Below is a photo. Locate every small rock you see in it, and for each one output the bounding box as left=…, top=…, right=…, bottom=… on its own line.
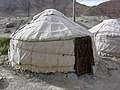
left=13, top=71, right=17, bottom=75
left=4, top=57, right=8, bottom=61
left=5, top=22, right=14, bottom=28
left=4, top=28, right=11, bottom=33
left=0, top=77, right=3, bottom=80
left=26, top=74, right=30, bottom=78
left=67, top=73, right=78, bottom=80
left=0, top=62, right=4, bottom=65
left=34, top=78, right=40, bottom=82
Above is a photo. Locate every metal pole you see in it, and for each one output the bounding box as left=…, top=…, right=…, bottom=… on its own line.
left=73, top=0, right=76, bottom=22
left=27, top=0, right=30, bottom=17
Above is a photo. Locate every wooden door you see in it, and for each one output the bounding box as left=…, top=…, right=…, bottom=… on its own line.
left=74, top=36, right=94, bottom=76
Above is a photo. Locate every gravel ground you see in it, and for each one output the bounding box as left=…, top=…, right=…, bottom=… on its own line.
left=0, top=17, right=29, bottom=37
left=0, top=56, right=120, bottom=90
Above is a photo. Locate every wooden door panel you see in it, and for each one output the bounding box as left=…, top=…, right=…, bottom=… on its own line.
left=74, top=36, right=94, bottom=76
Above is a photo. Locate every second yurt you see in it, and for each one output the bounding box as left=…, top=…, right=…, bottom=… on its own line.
left=89, top=19, right=120, bottom=58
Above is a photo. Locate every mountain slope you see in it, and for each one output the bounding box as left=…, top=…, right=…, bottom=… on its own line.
left=0, top=0, right=89, bottom=17
left=85, top=0, right=120, bottom=18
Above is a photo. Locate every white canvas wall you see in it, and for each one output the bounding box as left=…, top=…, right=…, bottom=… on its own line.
left=9, top=39, right=75, bottom=73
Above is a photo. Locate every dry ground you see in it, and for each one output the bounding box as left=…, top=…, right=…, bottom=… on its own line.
left=0, top=56, right=120, bottom=90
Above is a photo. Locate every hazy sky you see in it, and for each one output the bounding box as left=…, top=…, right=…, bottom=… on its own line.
left=76, top=0, right=110, bottom=6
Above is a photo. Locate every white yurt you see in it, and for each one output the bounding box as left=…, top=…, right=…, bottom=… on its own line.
left=9, top=9, right=97, bottom=75
left=89, top=19, right=120, bottom=58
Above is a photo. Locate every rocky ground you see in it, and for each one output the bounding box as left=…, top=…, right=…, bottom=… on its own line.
left=0, top=55, right=120, bottom=90
left=0, top=16, right=29, bottom=37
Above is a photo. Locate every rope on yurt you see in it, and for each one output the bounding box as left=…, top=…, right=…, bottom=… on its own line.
left=56, top=40, right=65, bottom=69
left=113, top=22, right=118, bottom=58
left=95, top=23, right=106, bottom=55
left=19, top=40, right=23, bottom=65
left=99, top=34, right=108, bottom=55
left=30, top=41, right=37, bottom=71
left=12, top=20, right=24, bottom=36
left=101, top=23, right=115, bottom=57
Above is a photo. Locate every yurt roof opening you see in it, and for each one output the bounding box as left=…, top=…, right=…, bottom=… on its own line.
left=9, top=9, right=98, bottom=76
left=89, top=19, right=120, bottom=58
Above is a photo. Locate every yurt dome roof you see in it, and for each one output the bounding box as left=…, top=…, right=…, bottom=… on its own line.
left=89, top=19, right=120, bottom=36
left=11, top=9, right=92, bottom=41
